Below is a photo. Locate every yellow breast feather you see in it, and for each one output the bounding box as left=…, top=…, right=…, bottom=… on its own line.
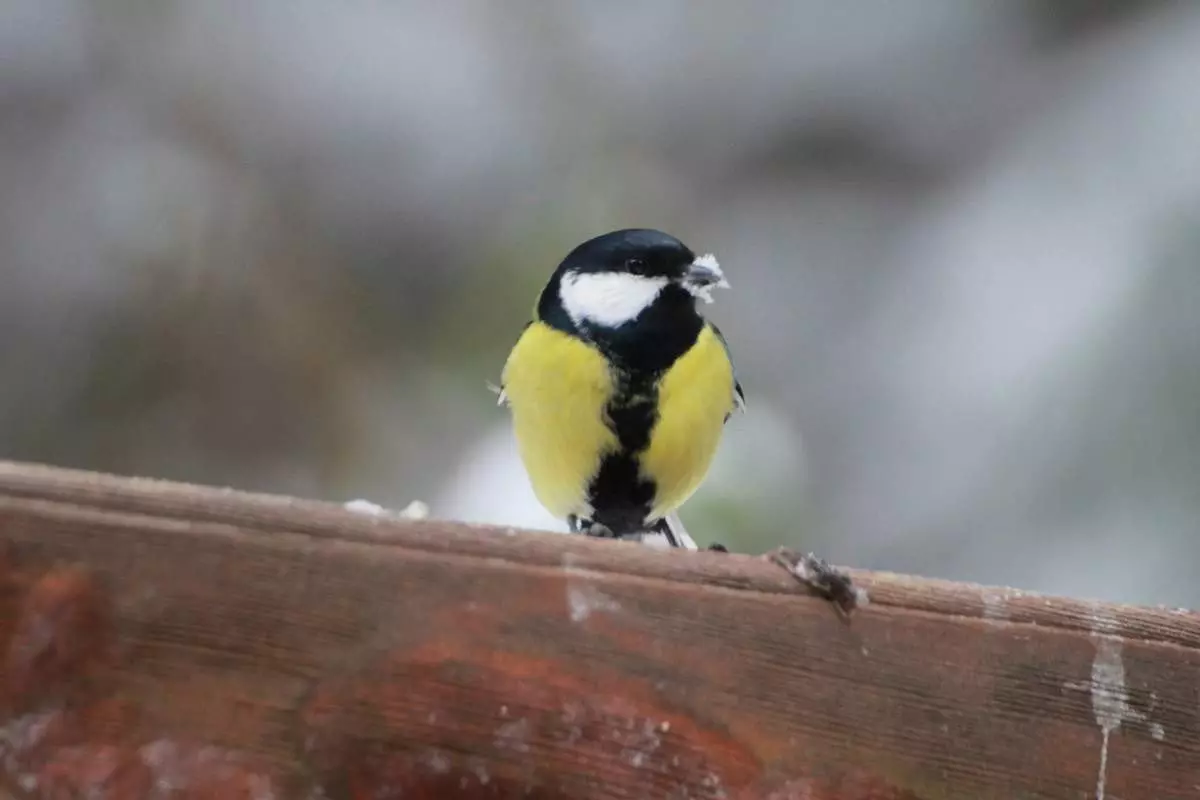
left=501, top=322, right=618, bottom=519
left=642, top=323, right=737, bottom=520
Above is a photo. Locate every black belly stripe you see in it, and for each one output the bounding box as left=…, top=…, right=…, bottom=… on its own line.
left=588, top=373, right=659, bottom=535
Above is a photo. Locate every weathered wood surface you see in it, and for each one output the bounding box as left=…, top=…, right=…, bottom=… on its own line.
left=0, top=460, right=1198, bottom=799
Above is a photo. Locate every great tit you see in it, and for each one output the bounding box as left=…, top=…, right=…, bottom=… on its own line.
left=498, top=228, right=743, bottom=550
left=496, top=229, right=865, bottom=616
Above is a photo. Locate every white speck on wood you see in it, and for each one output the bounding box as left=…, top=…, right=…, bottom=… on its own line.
left=138, top=740, right=277, bottom=800
left=343, top=499, right=387, bottom=516
left=561, top=552, right=603, bottom=580
left=423, top=749, right=451, bottom=774
left=1089, top=602, right=1120, bottom=636
left=980, top=589, right=1011, bottom=621
left=1065, top=620, right=1167, bottom=800
left=1089, top=635, right=1142, bottom=800
left=562, top=553, right=620, bottom=622
left=1095, top=728, right=1111, bottom=800
left=567, top=584, right=621, bottom=622
left=1091, top=638, right=1130, bottom=730
left=609, top=716, right=670, bottom=772
left=343, top=498, right=430, bottom=520
left=494, top=718, right=531, bottom=753
left=0, top=710, right=56, bottom=792
left=398, top=500, right=430, bottom=520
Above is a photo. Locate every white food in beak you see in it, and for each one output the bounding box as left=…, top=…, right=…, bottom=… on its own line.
left=684, top=253, right=730, bottom=304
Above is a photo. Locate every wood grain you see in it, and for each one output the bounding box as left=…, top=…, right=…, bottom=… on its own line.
left=0, top=459, right=1198, bottom=799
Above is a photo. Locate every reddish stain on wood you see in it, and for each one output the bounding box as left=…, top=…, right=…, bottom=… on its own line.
left=36, top=744, right=154, bottom=798
left=744, top=774, right=925, bottom=799
left=303, top=638, right=760, bottom=798
left=4, top=566, right=113, bottom=713
left=33, top=740, right=278, bottom=800
left=0, top=552, right=282, bottom=799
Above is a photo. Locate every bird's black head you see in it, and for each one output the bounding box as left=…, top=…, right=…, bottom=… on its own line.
left=561, top=228, right=695, bottom=281
left=539, top=229, right=729, bottom=331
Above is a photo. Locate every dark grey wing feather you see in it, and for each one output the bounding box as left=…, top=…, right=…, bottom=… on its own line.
left=709, top=322, right=746, bottom=416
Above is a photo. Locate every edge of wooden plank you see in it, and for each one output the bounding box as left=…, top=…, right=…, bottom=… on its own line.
left=0, top=458, right=1197, bottom=652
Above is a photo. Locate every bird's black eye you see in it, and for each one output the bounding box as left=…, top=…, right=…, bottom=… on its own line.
left=625, top=257, right=648, bottom=274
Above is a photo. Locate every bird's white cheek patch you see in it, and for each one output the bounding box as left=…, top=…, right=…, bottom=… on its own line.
left=560, top=272, right=668, bottom=328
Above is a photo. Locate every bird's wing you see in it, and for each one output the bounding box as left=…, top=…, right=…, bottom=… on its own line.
left=709, top=322, right=746, bottom=414
left=493, top=322, right=533, bottom=406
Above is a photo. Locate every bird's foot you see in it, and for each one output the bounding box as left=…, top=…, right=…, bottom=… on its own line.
left=765, top=547, right=866, bottom=618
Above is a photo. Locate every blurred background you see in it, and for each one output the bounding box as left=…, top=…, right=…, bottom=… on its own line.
left=2, top=0, right=1198, bottom=607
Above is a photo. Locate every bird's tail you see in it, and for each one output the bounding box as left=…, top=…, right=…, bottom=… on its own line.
left=663, top=511, right=699, bottom=550
left=612, top=513, right=700, bottom=551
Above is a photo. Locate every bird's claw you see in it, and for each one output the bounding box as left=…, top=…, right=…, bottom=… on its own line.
left=765, top=547, right=866, bottom=618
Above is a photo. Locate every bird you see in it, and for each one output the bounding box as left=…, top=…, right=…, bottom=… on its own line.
left=497, top=228, right=742, bottom=550
left=497, top=228, right=864, bottom=615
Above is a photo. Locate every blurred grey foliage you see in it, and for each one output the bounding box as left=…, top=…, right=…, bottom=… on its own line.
left=1, top=0, right=1196, bottom=606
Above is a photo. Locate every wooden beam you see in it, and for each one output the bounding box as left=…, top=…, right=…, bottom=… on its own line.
left=0, top=459, right=1197, bottom=799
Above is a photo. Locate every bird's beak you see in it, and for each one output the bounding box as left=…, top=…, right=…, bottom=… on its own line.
left=683, top=253, right=729, bottom=303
